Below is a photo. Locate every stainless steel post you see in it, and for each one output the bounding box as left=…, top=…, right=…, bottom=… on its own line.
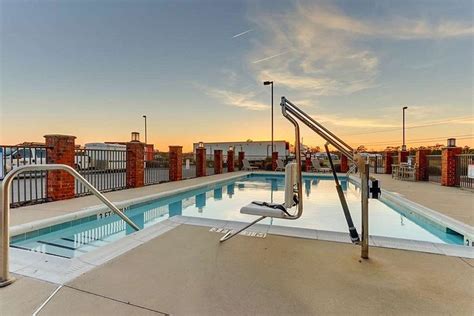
left=360, top=162, right=369, bottom=259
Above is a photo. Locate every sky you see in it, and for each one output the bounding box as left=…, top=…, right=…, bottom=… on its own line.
left=1, top=0, right=473, bottom=151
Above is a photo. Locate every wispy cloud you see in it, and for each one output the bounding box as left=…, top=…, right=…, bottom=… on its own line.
left=232, top=29, right=253, bottom=38
left=198, top=85, right=268, bottom=111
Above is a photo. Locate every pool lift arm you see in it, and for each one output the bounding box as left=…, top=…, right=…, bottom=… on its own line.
left=221, top=96, right=371, bottom=260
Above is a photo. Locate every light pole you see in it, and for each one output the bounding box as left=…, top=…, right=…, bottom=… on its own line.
left=142, top=115, right=147, bottom=144
left=402, top=106, right=408, bottom=151
left=263, top=81, right=274, bottom=153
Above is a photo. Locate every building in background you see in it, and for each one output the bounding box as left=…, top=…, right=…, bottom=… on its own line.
left=192, top=140, right=289, bottom=161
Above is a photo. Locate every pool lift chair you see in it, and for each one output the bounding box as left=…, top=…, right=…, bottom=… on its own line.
left=220, top=97, right=374, bottom=259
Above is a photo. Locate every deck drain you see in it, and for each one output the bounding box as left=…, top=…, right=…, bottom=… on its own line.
left=209, top=227, right=266, bottom=238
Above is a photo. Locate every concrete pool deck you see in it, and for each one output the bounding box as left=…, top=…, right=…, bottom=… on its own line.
left=2, top=224, right=473, bottom=315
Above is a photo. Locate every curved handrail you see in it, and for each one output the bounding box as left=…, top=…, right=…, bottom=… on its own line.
left=1, top=164, right=140, bottom=287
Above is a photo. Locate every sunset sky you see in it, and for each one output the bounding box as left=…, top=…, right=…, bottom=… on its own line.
left=1, top=0, right=472, bottom=151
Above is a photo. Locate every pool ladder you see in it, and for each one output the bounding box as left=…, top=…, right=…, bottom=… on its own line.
left=0, top=164, right=140, bottom=287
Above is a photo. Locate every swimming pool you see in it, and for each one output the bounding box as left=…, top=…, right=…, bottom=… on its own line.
left=11, top=174, right=463, bottom=258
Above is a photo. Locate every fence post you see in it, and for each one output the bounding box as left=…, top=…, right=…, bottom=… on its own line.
left=272, top=152, right=278, bottom=171
left=441, top=146, right=462, bottom=186
left=169, top=146, right=183, bottom=181
left=238, top=151, right=245, bottom=170
left=340, top=154, right=349, bottom=173
left=384, top=151, right=394, bottom=174
left=126, top=141, right=144, bottom=188
left=227, top=149, right=235, bottom=172
left=196, top=147, right=206, bottom=177
left=305, top=153, right=312, bottom=172
left=399, top=150, right=408, bottom=163
left=44, top=134, right=76, bottom=201
left=415, top=149, right=430, bottom=181
left=214, top=150, right=223, bottom=174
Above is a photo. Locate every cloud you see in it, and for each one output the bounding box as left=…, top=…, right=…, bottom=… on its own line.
left=199, top=86, right=268, bottom=111
left=247, top=1, right=472, bottom=97
left=232, top=29, right=253, bottom=38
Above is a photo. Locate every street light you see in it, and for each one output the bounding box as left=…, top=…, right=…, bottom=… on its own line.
left=402, top=106, right=408, bottom=151
left=263, top=81, right=274, bottom=153
left=142, top=115, right=147, bottom=145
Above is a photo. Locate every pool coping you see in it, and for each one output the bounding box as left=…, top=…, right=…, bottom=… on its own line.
left=9, top=216, right=473, bottom=286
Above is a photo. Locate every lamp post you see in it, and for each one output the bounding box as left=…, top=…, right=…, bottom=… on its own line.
left=402, top=106, right=408, bottom=151
left=263, top=81, right=274, bottom=154
left=142, top=115, right=147, bottom=144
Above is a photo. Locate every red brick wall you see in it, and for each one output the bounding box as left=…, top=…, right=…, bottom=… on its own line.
left=214, top=150, right=223, bottom=174
left=45, top=134, right=76, bottom=201
left=384, top=151, right=395, bottom=174
left=126, top=142, right=144, bottom=188
left=169, top=146, right=183, bottom=181
left=227, top=150, right=235, bottom=172
left=196, top=148, right=206, bottom=177
left=415, top=149, right=430, bottom=181
left=399, top=150, right=408, bottom=163
left=441, top=147, right=462, bottom=186
left=340, top=154, right=349, bottom=173
left=238, top=152, right=245, bottom=170
left=272, top=152, right=278, bottom=171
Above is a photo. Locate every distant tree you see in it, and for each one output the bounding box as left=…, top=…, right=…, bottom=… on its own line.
left=356, top=145, right=367, bottom=152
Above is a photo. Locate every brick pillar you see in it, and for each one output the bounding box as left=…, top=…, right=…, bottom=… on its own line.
left=214, top=150, right=223, bottom=174
left=227, top=150, right=235, bottom=172
left=169, top=146, right=183, bottom=181
left=45, top=134, right=76, bottom=201
left=399, top=150, right=408, bottom=163
left=196, top=147, right=206, bottom=177
left=126, top=141, right=144, bottom=188
left=238, top=152, right=245, bottom=170
left=305, top=154, right=312, bottom=172
left=441, top=146, right=462, bottom=186
left=415, top=149, right=430, bottom=181
left=340, top=154, right=349, bottom=173
left=272, top=152, right=278, bottom=171
left=384, top=151, right=394, bottom=174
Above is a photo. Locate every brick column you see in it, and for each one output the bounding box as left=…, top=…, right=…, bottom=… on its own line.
left=399, top=150, right=408, bottom=163
left=340, top=154, right=349, bottom=173
left=196, top=147, right=206, bottom=177
left=126, top=141, right=144, bottom=188
left=238, top=152, right=245, bottom=170
left=227, top=150, right=235, bottom=172
left=169, top=146, right=183, bottom=181
left=272, top=152, right=278, bottom=171
left=415, top=149, right=430, bottom=181
left=45, top=134, right=76, bottom=201
left=305, top=154, right=312, bottom=172
left=214, top=150, right=223, bottom=174
left=384, top=151, right=394, bottom=174
left=441, top=146, right=462, bottom=186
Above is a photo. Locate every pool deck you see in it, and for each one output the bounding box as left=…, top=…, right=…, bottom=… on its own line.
left=373, top=173, right=473, bottom=226
left=2, top=224, right=473, bottom=315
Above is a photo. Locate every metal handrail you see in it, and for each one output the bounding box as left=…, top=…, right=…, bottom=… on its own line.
left=0, top=164, right=140, bottom=287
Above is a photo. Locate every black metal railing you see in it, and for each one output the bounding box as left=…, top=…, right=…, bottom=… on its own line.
left=74, top=148, right=127, bottom=196
left=427, top=155, right=441, bottom=183
left=456, top=154, right=474, bottom=190
left=1, top=145, right=48, bottom=207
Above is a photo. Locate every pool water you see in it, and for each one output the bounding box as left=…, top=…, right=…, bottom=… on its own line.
left=11, top=175, right=463, bottom=258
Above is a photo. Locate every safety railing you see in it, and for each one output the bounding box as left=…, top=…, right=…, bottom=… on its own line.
left=456, top=154, right=474, bottom=190
left=0, top=145, right=48, bottom=207
left=427, top=155, right=442, bottom=183
left=0, top=164, right=140, bottom=287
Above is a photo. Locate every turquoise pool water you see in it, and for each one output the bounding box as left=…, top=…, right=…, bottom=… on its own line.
left=11, top=174, right=463, bottom=258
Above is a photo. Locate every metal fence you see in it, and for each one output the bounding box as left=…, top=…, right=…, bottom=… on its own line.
left=456, top=154, right=474, bottom=190
left=74, top=148, right=127, bottom=196
left=1, top=145, right=48, bottom=207
left=427, top=155, right=442, bottom=183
